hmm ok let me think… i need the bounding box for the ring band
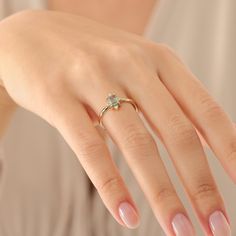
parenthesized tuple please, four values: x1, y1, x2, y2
(98, 93, 139, 129)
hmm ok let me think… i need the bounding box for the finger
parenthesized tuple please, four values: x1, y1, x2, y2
(52, 93, 140, 229)
(196, 127, 209, 148)
(156, 45, 236, 184)
(123, 66, 231, 235)
(84, 84, 195, 236)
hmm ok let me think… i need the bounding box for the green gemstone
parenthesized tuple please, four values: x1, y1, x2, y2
(107, 94, 120, 108)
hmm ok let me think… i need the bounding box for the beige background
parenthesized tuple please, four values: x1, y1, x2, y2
(0, 0, 236, 235)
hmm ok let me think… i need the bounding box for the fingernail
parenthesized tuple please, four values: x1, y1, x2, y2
(118, 202, 140, 229)
(171, 213, 195, 236)
(209, 211, 231, 236)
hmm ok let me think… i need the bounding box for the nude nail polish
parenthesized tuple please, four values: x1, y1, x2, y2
(171, 213, 195, 236)
(209, 211, 231, 236)
(118, 202, 140, 229)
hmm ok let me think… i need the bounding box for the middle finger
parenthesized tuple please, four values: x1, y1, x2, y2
(123, 68, 229, 235)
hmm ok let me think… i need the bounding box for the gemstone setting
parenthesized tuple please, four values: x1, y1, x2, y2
(106, 93, 120, 110)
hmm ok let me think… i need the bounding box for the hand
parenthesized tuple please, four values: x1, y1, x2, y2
(0, 10, 234, 235)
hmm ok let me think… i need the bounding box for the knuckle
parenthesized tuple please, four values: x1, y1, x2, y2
(167, 114, 198, 145)
(109, 43, 134, 61)
(98, 176, 123, 194)
(157, 44, 176, 57)
(123, 123, 156, 154)
(70, 53, 99, 76)
(225, 138, 236, 163)
(152, 187, 177, 203)
(156, 43, 183, 65)
(191, 183, 218, 202)
(78, 137, 106, 161)
(199, 95, 225, 120)
(68, 54, 105, 88)
(126, 43, 146, 57)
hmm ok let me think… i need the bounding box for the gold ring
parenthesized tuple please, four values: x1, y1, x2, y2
(98, 93, 139, 129)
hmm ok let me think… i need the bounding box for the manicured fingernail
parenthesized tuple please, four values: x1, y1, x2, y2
(209, 211, 231, 236)
(118, 202, 140, 229)
(171, 213, 195, 236)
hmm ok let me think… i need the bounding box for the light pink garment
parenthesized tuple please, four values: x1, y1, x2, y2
(0, 0, 236, 235)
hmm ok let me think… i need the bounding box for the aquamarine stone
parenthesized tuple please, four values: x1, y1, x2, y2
(106, 93, 120, 109)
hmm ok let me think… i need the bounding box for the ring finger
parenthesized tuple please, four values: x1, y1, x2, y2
(83, 82, 195, 236)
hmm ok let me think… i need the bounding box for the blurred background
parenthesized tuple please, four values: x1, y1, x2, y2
(0, 0, 236, 235)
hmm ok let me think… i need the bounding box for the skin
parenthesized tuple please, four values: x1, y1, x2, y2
(48, 0, 157, 34)
(0, 5, 235, 236)
(0, 86, 16, 137)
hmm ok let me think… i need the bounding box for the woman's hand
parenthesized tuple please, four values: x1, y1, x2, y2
(0, 10, 234, 236)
